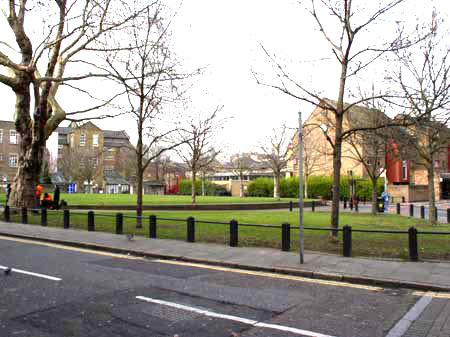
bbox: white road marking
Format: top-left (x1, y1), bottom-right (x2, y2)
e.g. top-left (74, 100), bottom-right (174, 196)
top-left (385, 293), bottom-right (433, 337)
top-left (136, 295), bottom-right (337, 337)
top-left (153, 259), bottom-right (384, 291)
top-left (0, 265), bottom-right (61, 281)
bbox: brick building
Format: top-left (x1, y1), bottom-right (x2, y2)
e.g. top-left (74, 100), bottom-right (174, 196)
top-left (0, 120), bottom-right (19, 187)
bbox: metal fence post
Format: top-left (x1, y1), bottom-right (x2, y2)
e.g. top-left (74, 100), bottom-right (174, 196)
top-left (343, 225), bottom-right (352, 257)
top-left (447, 209), bottom-right (450, 224)
top-left (408, 227), bottom-right (418, 262)
top-left (409, 204), bottom-right (414, 217)
top-left (21, 207), bottom-right (27, 224)
top-left (149, 215), bottom-right (157, 238)
top-left (41, 208), bottom-right (47, 226)
top-left (396, 203), bottom-right (400, 215)
top-left (289, 201), bottom-right (293, 212)
top-left (186, 217), bottom-right (195, 242)
top-left (420, 206), bottom-right (425, 219)
top-left (87, 211), bottom-right (95, 231)
top-left (116, 213), bottom-right (123, 235)
top-left (312, 200), bottom-right (315, 212)
top-left (229, 219), bottom-right (238, 247)
top-left (63, 209), bottom-right (70, 229)
top-left (4, 205), bottom-right (10, 222)
top-left (281, 223), bottom-right (291, 251)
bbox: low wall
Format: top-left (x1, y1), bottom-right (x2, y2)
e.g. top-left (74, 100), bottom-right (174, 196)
top-left (388, 184), bottom-right (428, 203)
top-left (67, 201), bottom-right (324, 211)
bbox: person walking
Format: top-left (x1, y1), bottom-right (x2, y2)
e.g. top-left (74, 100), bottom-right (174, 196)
top-left (41, 192), bottom-right (52, 209)
top-left (53, 185), bottom-right (60, 210)
top-left (35, 183), bottom-right (43, 209)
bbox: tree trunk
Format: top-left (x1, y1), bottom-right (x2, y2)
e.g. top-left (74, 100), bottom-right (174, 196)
top-left (274, 174), bottom-right (280, 199)
top-left (191, 170), bottom-right (197, 204)
top-left (371, 177), bottom-right (378, 215)
top-left (428, 165), bottom-right (436, 225)
top-left (239, 178), bottom-right (244, 198)
top-left (331, 114), bottom-right (343, 238)
top-left (304, 174), bottom-right (308, 199)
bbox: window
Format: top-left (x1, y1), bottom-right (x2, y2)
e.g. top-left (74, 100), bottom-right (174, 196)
top-left (80, 134), bottom-right (86, 146)
top-left (9, 154), bottom-right (18, 168)
top-left (105, 148), bottom-right (115, 161)
top-left (93, 134), bottom-right (99, 147)
top-left (10, 130), bottom-right (17, 144)
top-left (402, 160), bottom-right (408, 180)
top-left (0, 129), bottom-right (3, 143)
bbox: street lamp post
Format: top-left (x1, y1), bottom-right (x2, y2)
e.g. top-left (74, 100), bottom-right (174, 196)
top-left (298, 111), bottom-right (305, 264)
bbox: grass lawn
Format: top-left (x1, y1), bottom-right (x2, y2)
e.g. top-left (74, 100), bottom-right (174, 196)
top-left (0, 194), bottom-right (301, 205)
top-left (6, 208), bottom-right (450, 261)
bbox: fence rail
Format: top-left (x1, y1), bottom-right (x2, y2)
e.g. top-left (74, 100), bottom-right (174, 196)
top-left (2, 205), bottom-right (450, 262)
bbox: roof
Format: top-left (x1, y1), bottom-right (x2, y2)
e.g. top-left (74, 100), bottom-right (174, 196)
top-left (103, 171), bottom-right (129, 185)
top-left (143, 180), bottom-right (165, 187)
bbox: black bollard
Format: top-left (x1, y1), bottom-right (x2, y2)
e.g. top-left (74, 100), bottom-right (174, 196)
top-left (396, 203), bottom-right (400, 215)
top-left (409, 204), bottom-right (414, 217)
top-left (229, 219), bottom-right (238, 247)
top-left (21, 207), bottom-right (27, 224)
top-left (149, 215), bottom-right (157, 238)
top-left (281, 223), bottom-right (291, 251)
top-left (289, 201), bottom-right (293, 212)
top-left (116, 213), bottom-right (123, 235)
top-left (63, 209), bottom-right (70, 229)
top-left (4, 206), bottom-right (10, 222)
top-left (420, 206), bottom-right (425, 219)
top-left (312, 200), bottom-right (315, 212)
top-left (447, 209), bottom-right (450, 224)
top-left (343, 225), bottom-right (352, 257)
top-left (186, 217), bottom-right (195, 242)
top-left (408, 227), bottom-right (418, 262)
top-left (41, 208), bottom-right (47, 226)
top-left (87, 211), bottom-right (95, 231)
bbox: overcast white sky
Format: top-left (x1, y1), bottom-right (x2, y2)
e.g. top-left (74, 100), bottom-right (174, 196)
top-left (1, 0), bottom-right (448, 156)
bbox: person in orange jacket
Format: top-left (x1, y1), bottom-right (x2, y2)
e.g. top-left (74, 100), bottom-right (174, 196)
top-left (41, 192), bottom-right (52, 209)
top-left (36, 184), bottom-right (43, 209)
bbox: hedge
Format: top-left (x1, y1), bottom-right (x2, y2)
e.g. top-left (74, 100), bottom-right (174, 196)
top-left (247, 176), bottom-right (385, 199)
top-left (178, 179), bottom-right (231, 196)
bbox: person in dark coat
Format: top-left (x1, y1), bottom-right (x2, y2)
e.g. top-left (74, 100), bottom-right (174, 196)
top-left (53, 185), bottom-right (60, 210)
top-left (5, 184), bottom-right (11, 205)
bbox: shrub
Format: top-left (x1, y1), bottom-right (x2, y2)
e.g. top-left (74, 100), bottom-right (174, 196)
top-left (178, 179), bottom-right (231, 196)
top-left (246, 178), bottom-right (273, 197)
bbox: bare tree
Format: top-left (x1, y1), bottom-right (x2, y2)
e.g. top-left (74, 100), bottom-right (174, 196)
top-left (391, 15), bottom-right (450, 223)
top-left (103, 3), bottom-right (192, 224)
top-left (257, 124), bottom-right (292, 199)
top-left (254, 0), bottom-right (426, 237)
top-left (175, 106), bottom-right (225, 204)
top-left (1, 0), bottom-right (147, 208)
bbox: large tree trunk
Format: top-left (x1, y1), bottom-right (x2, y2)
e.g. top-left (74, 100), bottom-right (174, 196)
top-left (427, 165), bottom-right (436, 225)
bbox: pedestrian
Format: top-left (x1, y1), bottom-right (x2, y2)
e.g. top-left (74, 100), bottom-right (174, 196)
top-left (5, 183), bottom-right (11, 205)
top-left (36, 183), bottom-right (43, 209)
top-left (53, 185), bottom-right (60, 210)
top-left (381, 190), bottom-right (389, 213)
top-left (41, 192), bottom-right (52, 209)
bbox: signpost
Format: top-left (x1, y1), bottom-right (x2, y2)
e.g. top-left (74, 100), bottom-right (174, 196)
top-left (298, 111), bottom-right (304, 264)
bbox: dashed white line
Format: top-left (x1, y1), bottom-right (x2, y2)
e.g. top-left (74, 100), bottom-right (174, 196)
top-left (0, 265), bottom-right (62, 281)
top-left (385, 293), bottom-right (433, 337)
top-left (136, 295), bottom-right (336, 337)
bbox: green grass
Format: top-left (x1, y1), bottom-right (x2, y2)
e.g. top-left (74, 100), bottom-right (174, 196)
top-left (54, 194), bottom-right (301, 205)
top-left (6, 208), bottom-right (450, 261)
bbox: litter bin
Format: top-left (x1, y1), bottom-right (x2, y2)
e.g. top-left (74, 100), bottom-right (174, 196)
top-left (377, 198), bottom-right (385, 212)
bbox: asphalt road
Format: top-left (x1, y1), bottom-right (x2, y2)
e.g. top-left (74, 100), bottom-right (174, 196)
top-left (0, 237), bottom-right (446, 337)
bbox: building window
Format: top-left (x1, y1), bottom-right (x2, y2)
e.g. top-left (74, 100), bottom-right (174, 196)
top-left (93, 134), bottom-right (99, 147)
top-left (10, 130), bottom-right (17, 144)
top-left (105, 148), bottom-right (115, 161)
top-left (0, 129), bottom-right (3, 143)
top-left (402, 160), bottom-right (408, 180)
top-left (80, 134), bottom-right (86, 146)
top-left (9, 154), bottom-right (18, 168)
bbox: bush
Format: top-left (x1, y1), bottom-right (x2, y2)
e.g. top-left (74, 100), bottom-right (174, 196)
top-left (246, 178), bottom-right (273, 197)
top-left (178, 179), bottom-right (231, 196)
